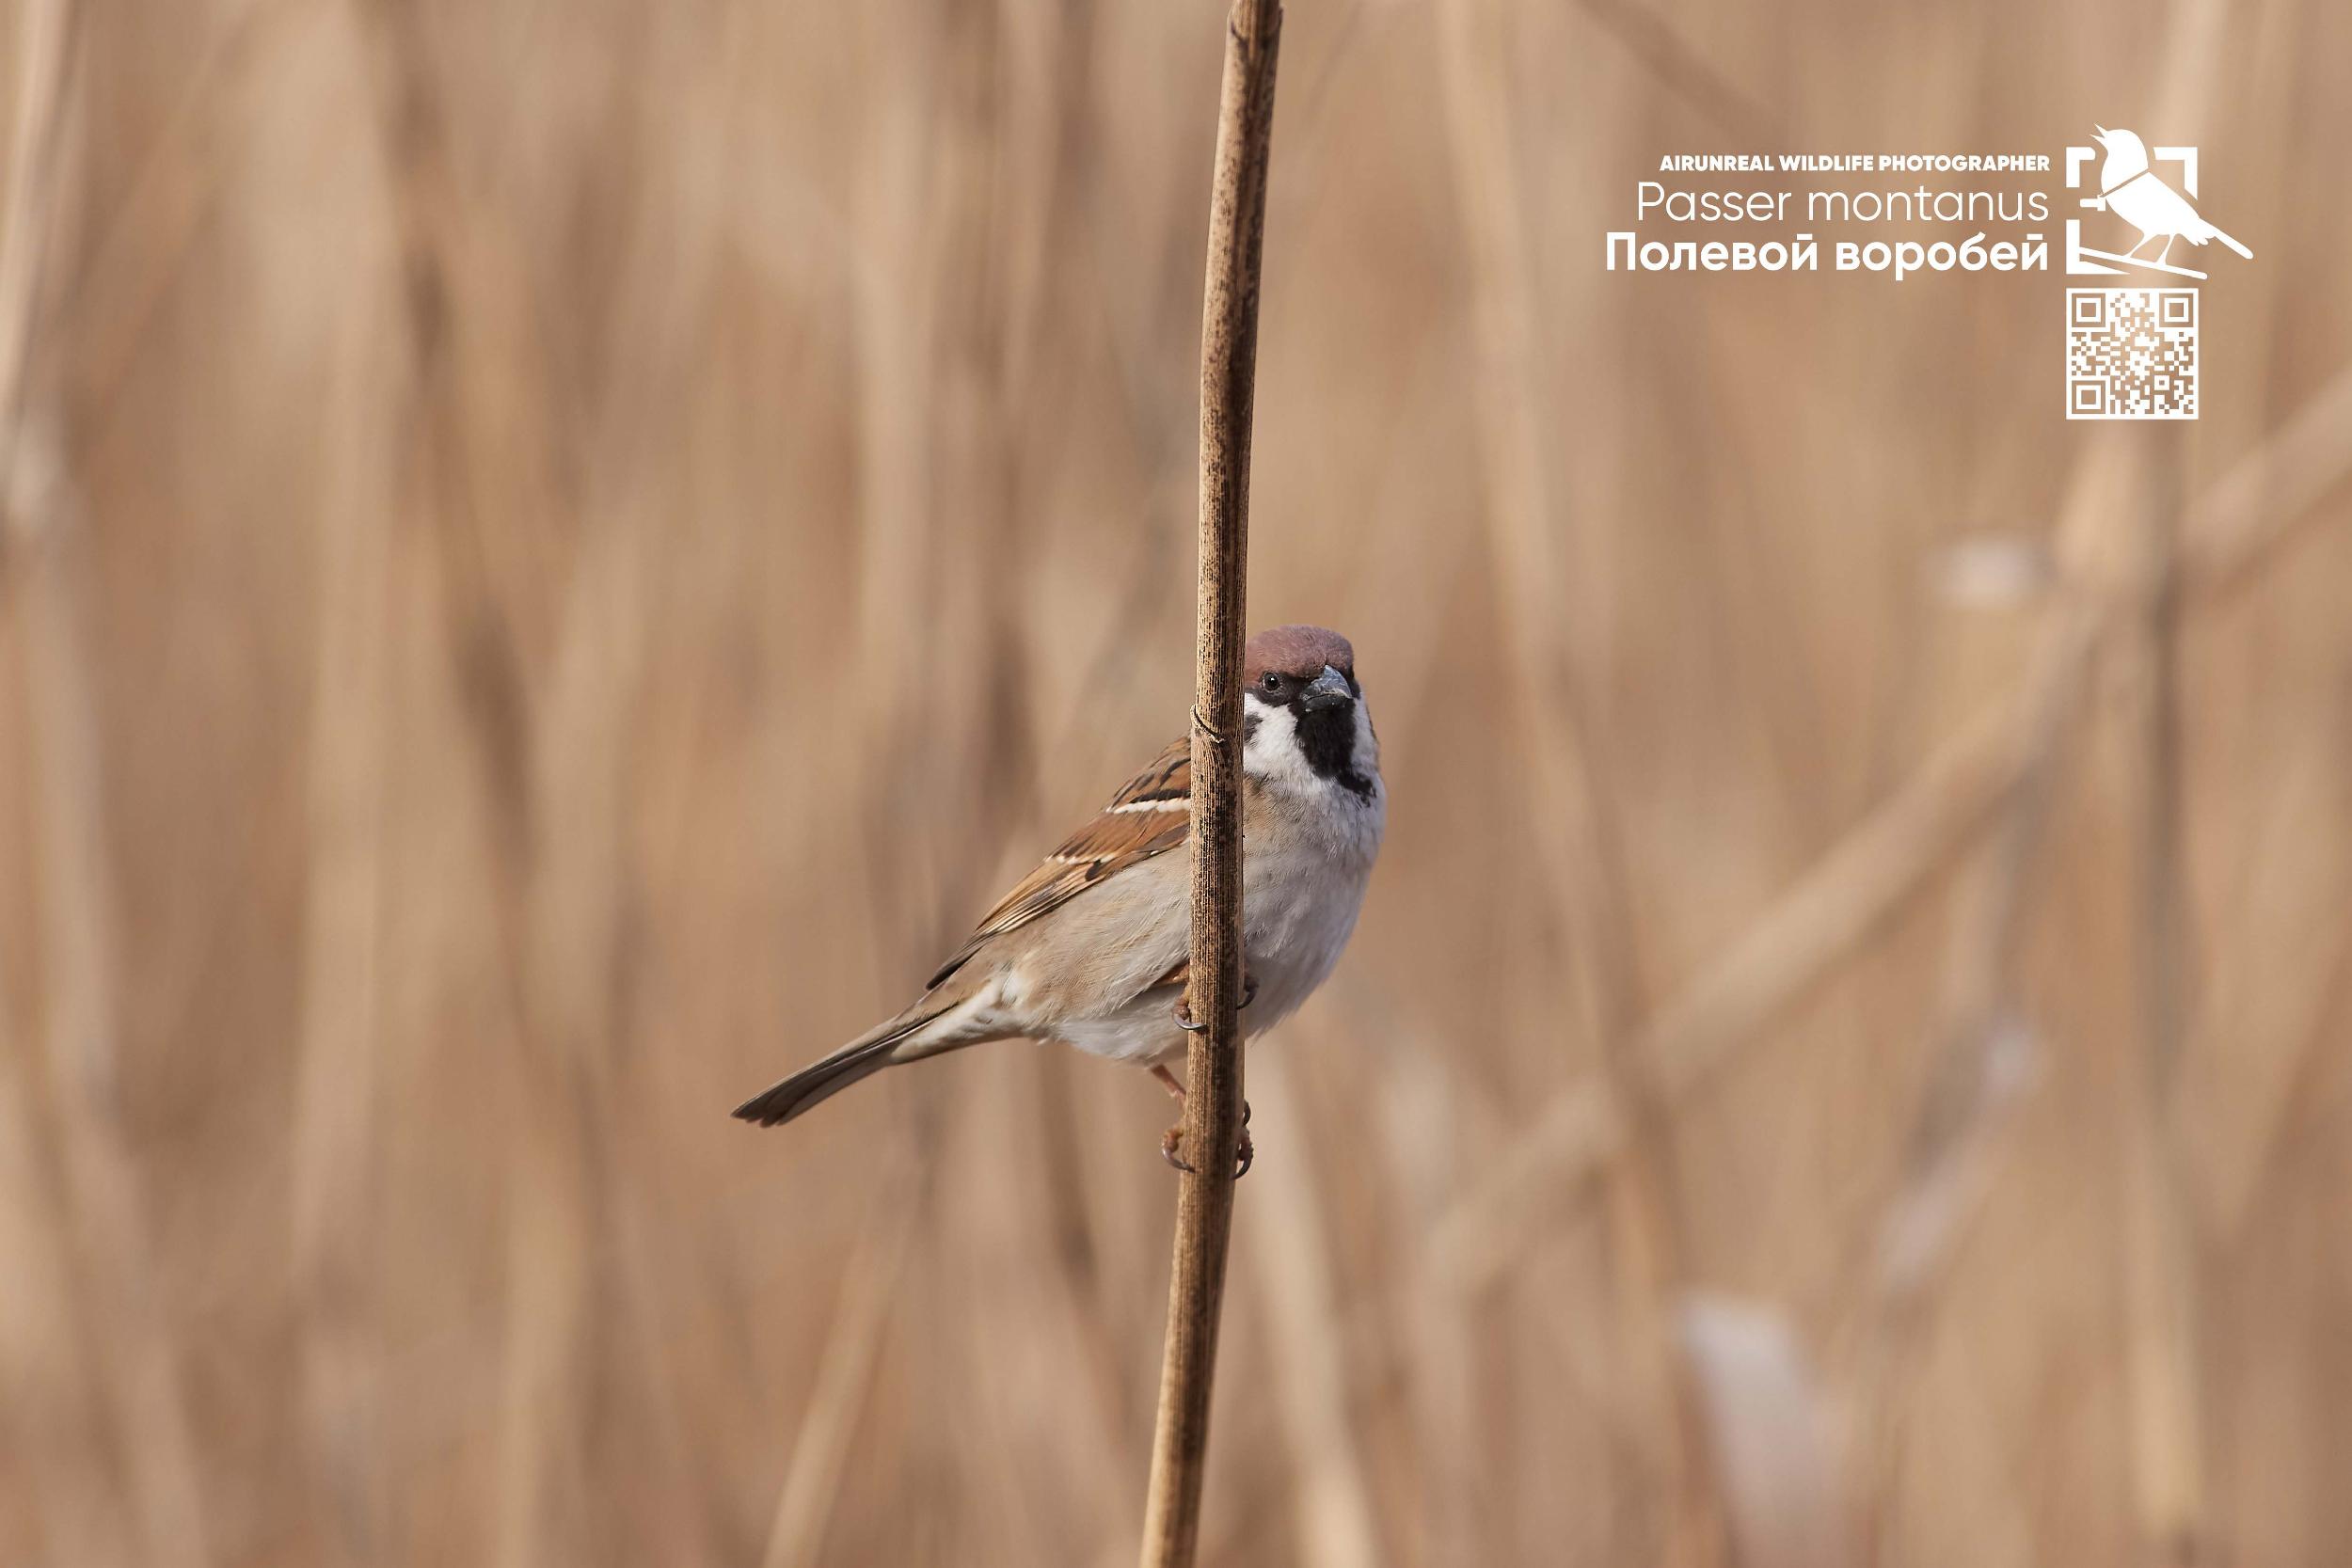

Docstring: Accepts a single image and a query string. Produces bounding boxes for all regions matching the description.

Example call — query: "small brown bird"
[733,626,1385,1170]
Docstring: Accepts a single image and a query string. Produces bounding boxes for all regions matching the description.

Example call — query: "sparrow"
[2084,126,2252,268]
[733,625,1384,1172]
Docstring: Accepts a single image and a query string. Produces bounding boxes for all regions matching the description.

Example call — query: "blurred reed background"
[2,0,2349,1563]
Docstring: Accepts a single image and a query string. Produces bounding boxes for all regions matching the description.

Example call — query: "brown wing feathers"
[925,737,1193,990]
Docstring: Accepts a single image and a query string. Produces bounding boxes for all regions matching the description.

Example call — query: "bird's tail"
[732,1006,950,1129]
[2210,225,2252,259]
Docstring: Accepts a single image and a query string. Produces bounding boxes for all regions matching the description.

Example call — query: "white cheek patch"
[1242,696,1321,793]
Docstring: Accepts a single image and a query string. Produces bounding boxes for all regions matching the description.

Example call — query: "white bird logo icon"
[2082,126,2252,270]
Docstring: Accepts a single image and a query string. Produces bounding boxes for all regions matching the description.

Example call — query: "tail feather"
[732,1008,944,1129]
[2209,226,2251,259]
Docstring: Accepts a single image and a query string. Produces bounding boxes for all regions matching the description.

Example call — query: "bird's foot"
[1158,1098,1252,1178]
[1170,970,1257,1032]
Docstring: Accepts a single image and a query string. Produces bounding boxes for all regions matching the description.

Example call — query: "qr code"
[2066,289,2197,420]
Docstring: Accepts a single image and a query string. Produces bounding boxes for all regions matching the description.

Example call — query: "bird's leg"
[2123,231,2161,259]
[1152,1065,1254,1178]
[2156,233,2176,267]
[1157,1064,1192,1170]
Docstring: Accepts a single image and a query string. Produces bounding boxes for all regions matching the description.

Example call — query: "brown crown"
[1242,625,1356,686]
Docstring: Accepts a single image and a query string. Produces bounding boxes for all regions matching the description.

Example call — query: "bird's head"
[1241,625,1378,800]
[2091,126,2151,172]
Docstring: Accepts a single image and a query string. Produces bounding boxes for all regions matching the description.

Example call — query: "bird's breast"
[1237,789,1383,1025]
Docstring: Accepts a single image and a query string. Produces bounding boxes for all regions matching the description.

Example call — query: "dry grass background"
[2,0,2350,1564]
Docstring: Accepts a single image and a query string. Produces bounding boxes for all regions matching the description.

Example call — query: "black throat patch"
[1294,703,1375,800]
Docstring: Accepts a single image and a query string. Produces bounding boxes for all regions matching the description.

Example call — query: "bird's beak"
[2092,126,2109,145]
[1299,666,1354,713]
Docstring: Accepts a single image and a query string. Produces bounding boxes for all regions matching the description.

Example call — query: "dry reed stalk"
[1851,5,2235,1541]
[494,400,697,1566]
[1880,436,2147,1261]
[2175,741,2348,1236]
[2165,376,2352,1230]
[287,301,397,1564]
[2092,26,2222,1558]
[0,0,74,470]
[355,0,567,687]
[0,9,113,1557]
[1387,1065,1482,1562]
[1431,0,1723,1557]
[2191,894,2352,1252]
[1428,356,2352,1293]
[760,1153,920,1568]
[366,90,568,1568]
[348,10,662,1561]
[1243,1054,1384,1568]
[56,0,274,427]
[1406,343,2351,1537]
[1031,1057,1160,1562]
[1843,437,2208,1567]
[834,8,1109,1540]
[1291,984,1481,1560]
[1844,433,2154,1565]
[2118,451,2206,1565]
[2179,365,2352,598]
[19,338,216,1568]
[4,4,211,1564]
[1566,0,1782,146]
[1428,712,2015,1294]
[0,1006,121,1565]
[1854,0,2237,1475]
[1137,3,1281,1562]
[1417,344,2352,1549]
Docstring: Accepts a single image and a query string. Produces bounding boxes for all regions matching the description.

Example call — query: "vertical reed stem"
[1137,4,1281,1564]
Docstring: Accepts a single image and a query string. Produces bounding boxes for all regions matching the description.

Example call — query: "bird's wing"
[924,736,1193,989]
[2124,179,2206,235]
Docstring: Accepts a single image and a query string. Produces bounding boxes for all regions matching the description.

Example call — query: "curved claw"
[1173,972,1257,1031]
[1157,1114,1251,1175]
[1160,1108,1256,1180]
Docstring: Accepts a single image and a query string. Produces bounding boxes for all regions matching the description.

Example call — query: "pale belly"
[1051,847,1374,1066]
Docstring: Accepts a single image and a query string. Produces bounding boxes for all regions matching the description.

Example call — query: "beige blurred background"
[3,0,2349,1563]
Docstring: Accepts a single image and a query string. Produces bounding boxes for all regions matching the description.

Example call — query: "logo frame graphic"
[2063,130,2249,280]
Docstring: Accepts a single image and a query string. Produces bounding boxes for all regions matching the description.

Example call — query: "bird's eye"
[1259,672,1282,693]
